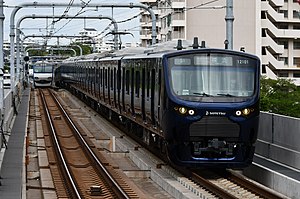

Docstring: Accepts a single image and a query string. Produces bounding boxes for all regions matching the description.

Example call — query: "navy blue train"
[56,40,260,168]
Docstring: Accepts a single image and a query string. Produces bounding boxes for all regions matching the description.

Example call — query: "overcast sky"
[3,0,141,44]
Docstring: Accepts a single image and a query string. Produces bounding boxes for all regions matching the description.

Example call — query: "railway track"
[38,88,138,198]
[34,88,289,199]
[178,168,288,199]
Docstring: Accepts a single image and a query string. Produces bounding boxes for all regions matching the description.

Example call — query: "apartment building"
[139,0,300,85]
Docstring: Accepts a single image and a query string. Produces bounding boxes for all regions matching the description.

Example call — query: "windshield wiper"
[193,92,212,97]
[217,93,236,97]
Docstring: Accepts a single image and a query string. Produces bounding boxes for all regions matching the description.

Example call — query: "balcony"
[139,0,156,3]
[171,20,185,27]
[262,49,284,70]
[262,19,300,39]
[172,2,185,8]
[262,35,284,54]
[268,0,284,7]
[261,1,284,22]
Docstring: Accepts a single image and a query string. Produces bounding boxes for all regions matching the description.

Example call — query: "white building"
[75,28,98,44]
[139,0,300,85]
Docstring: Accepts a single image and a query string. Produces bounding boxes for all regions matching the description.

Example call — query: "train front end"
[162,49,260,168]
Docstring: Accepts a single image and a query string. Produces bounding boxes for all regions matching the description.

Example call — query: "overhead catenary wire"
[118,0,223,35]
[14,0,223,47]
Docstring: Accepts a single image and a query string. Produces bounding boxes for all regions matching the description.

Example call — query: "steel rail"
[191,172,239,199]
[227,171,286,199]
[49,89,131,199]
[40,89,82,199]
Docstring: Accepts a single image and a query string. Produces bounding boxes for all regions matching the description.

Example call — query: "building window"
[294,24,300,29]
[261,11,267,19]
[173,8,184,20]
[262,65,266,74]
[278,41,289,49]
[294,58,300,67]
[293,10,300,19]
[280,57,288,65]
[293,72,300,77]
[277,72,288,77]
[279,10,288,18]
[278,40,288,49]
[294,41,300,49]
[284,57,288,65]
[278,24,288,29]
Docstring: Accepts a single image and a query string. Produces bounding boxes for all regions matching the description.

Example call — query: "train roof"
[104,40,195,60]
[62,39,258,63]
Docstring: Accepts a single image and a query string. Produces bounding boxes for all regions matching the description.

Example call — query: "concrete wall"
[256,112,300,170]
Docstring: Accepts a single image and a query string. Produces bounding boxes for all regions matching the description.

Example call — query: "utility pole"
[225,0,234,50]
[0,0,4,148]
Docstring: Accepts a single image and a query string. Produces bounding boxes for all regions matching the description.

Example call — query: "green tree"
[260,76,300,117]
[70,42,92,55]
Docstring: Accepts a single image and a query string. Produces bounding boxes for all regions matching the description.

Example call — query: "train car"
[57,39,260,168]
[32,60,54,87]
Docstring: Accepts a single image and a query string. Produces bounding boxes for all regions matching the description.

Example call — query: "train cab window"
[168,54,257,102]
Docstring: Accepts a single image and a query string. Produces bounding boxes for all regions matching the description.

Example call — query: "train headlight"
[188,109,195,115]
[242,108,251,116]
[235,110,242,116]
[236,108,253,116]
[178,107,187,114]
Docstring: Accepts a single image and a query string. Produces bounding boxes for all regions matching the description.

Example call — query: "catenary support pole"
[225,0,234,50]
[0,0,4,148]
[15,14,117,83]
[9,2,156,112]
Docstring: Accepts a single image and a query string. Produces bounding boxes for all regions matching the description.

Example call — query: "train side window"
[95,68,98,84]
[111,67,115,90]
[136,70,140,97]
[151,68,155,123]
[122,69,125,91]
[108,68,111,90]
[158,69,161,86]
[100,68,102,87]
[151,69,155,96]
[146,71,150,99]
[126,69,130,94]
[117,68,121,90]
[114,68,117,90]
[105,69,108,88]
[131,67,134,96]
[158,68,162,106]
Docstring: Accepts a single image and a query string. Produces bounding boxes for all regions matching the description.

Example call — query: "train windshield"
[168,53,258,102]
[33,65,53,73]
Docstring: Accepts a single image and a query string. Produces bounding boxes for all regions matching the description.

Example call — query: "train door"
[144,59,153,126]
